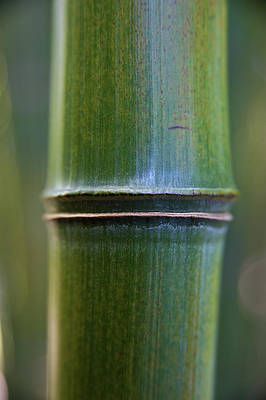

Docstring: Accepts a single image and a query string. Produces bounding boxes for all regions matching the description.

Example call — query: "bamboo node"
[44,211,232,222]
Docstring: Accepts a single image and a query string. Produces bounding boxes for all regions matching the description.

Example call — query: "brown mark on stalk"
[168,125,191,131]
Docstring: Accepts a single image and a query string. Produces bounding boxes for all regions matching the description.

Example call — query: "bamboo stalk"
[45,1,236,399]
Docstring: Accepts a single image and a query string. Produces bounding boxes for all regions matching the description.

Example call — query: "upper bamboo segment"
[46,0,236,198]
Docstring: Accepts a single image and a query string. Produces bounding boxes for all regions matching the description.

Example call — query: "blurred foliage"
[0,0,51,398]
[217,1,266,399]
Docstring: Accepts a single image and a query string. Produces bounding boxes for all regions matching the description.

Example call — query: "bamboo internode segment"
[46,0,236,198]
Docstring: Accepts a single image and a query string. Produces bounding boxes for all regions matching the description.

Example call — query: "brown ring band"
[44,211,232,222]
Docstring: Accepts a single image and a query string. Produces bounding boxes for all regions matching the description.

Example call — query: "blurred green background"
[0,0,266,398]
[217,1,266,399]
[0,0,50,398]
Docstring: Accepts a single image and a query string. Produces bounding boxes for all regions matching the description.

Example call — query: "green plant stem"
[45,1,236,399]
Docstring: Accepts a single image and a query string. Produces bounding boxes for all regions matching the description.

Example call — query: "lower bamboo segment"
[47,217,226,400]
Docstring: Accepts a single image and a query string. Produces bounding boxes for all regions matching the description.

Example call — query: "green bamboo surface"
[46,0,235,196]
[46,1,236,399]
[48,219,225,400]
